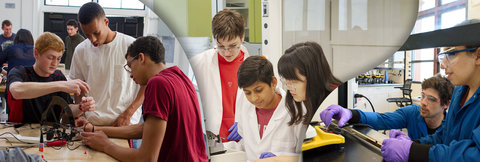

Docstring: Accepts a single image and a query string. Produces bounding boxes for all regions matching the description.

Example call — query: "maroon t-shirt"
[142,66,207,162]
[255,93,281,139]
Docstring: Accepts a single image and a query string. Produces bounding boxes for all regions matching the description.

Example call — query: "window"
[45,0,92,6]
[45,0,144,10]
[409,0,466,82]
[98,0,144,10]
[411,48,435,82]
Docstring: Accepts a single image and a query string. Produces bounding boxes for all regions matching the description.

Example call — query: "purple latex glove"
[320,104,352,127]
[389,129,411,141]
[381,138,412,162]
[259,152,276,159]
[227,122,242,141]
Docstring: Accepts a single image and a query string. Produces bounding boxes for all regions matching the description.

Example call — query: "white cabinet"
[355,84,403,113]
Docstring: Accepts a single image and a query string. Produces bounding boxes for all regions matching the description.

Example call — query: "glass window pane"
[419,0,435,11]
[45,0,68,6]
[440,8,466,29]
[413,16,435,34]
[351,0,368,30]
[307,0,326,31]
[441,0,457,5]
[393,51,405,69]
[411,62,434,82]
[121,0,144,9]
[412,48,434,61]
[69,0,92,7]
[99,0,121,8]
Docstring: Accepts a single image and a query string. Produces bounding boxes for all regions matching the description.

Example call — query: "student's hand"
[63,79,90,95]
[79,96,95,112]
[320,104,352,127]
[381,138,412,162]
[81,131,112,152]
[259,152,276,159]
[75,117,89,128]
[112,112,131,127]
[227,122,242,141]
[389,129,411,140]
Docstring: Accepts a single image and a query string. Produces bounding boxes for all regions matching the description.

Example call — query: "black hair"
[126,36,165,64]
[66,19,79,28]
[278,41,342,125]
[237,56,274,88]
[2,20,11,28]
[78,2,105,25]
[14,29,34,45]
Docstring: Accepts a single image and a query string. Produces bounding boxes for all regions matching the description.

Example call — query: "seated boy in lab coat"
[230,56,306,161]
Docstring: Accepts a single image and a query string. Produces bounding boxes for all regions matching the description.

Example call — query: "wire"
[66,141,82,150]
[0,132,36,144]
[354,94,376,112]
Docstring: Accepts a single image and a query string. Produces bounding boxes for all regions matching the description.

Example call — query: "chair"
[386,79,413,107]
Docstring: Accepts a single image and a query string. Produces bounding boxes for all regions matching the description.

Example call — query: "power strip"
[4,134,40,144]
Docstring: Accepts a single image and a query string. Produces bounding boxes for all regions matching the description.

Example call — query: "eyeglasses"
[123,55,139,73]
[421,93,439,104]
[437,47,478,64]
[215,46,240,54]
[280,77,305,92]
[280,78,295,92]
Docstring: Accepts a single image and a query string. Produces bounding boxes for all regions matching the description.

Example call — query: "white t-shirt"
[69,32,141,126]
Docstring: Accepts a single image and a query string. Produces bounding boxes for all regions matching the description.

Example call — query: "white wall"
[0,0,159,39]
[0,0,26,35]
[0,0,193,79]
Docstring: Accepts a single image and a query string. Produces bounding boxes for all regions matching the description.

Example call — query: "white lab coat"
[189,45,250,135]
[236,88,307,161]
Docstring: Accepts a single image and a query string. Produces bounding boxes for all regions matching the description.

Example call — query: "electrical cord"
[0,132,35,144]
[354,94,376,112]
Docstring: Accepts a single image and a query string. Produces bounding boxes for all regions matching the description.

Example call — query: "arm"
[82,115,166,161]
[9,79,89,99]
[77,117,143,139]
[69,96,95,117]
[354,106,412,130]
[409,127,480,162]
[113,85,146,126]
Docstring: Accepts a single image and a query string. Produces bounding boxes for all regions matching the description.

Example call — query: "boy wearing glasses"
[320,74,454,140]
[7,32,95,123]
[79,36,208,162]
[189,9,250,147]
[69,2,145,126]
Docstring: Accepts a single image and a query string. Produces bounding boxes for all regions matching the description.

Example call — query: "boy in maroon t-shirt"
[79,36,207,162]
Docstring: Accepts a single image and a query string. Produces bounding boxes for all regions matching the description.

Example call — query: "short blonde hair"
[35,32,64,54]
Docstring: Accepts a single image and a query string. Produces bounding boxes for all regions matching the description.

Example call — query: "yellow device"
[302,125,345,151]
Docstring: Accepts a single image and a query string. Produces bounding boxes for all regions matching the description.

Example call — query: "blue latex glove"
[259,152,276,159]
[320,104,352,127]
[389,129,411,141]
[227,122,242,141]
[381,138,412,162]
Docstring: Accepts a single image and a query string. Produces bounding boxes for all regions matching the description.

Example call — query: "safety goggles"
[437,47,478,64]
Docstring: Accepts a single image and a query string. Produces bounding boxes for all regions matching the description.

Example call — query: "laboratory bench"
[303,125,386,162]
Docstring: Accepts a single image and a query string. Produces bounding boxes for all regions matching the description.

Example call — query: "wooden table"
[0,124,128,161]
